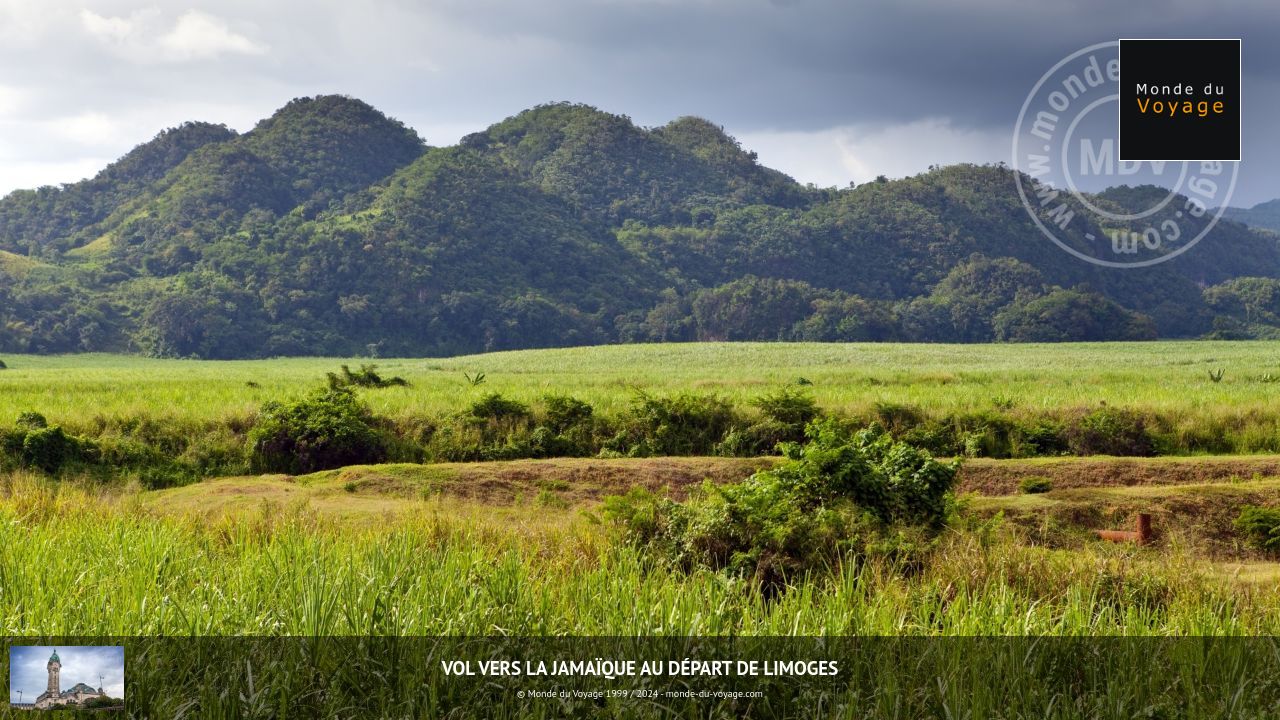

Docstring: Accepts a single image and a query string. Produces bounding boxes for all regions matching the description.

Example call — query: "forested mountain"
[1223,199,1280,234]
[2,96,1279,357]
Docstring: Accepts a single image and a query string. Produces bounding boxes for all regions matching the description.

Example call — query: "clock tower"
[47,650,61,696]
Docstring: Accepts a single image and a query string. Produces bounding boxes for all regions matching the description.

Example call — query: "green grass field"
[2,343,1280,646]
[2,468,1278,637]
[3,341,1280,426]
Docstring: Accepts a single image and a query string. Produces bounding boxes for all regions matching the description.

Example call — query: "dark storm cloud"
[0,0,1276,203]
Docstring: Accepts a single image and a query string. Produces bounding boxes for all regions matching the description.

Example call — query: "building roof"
[49,650,59,663]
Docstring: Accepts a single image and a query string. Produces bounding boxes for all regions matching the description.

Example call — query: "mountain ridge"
[1,95,1278,357]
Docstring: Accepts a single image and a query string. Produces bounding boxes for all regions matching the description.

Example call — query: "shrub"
[16,411,47,430]
[752,387,819,428]
[608,392,739,457]
[0,359,7,369]
[1064,406,1155,456]
[249,389,389,474]
[326,364,408,390]
[604,420,959,592]
[1234,506,1280,555]
[872,401,925,434]
[718,387,822,455]
[21,425,94,474]
[542,395,593,434]
[716,419,796,457]
[468,393,531,422]
[1019,476,1053,494]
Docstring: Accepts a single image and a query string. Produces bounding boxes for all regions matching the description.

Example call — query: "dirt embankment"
[957,456,1280,495]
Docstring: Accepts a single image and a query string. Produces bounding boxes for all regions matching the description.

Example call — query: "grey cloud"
[0,0,1275,203]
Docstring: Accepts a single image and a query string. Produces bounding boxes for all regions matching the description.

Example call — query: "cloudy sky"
[9,645,125,702]
[1,0,1277,205]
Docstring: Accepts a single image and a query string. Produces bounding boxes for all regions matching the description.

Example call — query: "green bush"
[1234,506,1280,555]
[468,393,531,422]
[249,389,390,474]
[872,401,925,433]
[16,411,47,430]
[752,387,819,427]
[21,425,94,474]
[542,395,593,433]
[1019,476,1053,494]
[716,419,796,457]
[1065,406,1155,456]
[718,387,822,455]
[607,391,740,457]
[604,420,959,592]
[326,363,408,390]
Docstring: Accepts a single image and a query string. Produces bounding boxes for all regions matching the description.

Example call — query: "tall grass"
[6,343,1280,464]
[2,341,1280,425]
[1,473,1276,638]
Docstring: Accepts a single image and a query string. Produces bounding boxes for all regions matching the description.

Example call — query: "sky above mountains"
[1,0,1277,205]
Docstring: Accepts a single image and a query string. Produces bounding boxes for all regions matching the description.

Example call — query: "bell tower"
[47,650,61,697]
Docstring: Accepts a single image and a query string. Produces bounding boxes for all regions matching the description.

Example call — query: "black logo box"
[1119,39,1241,162]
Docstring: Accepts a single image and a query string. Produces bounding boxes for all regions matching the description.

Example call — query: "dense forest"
[2,95,1280,358]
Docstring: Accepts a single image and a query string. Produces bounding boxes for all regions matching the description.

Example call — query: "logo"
[1012,41,1238,268]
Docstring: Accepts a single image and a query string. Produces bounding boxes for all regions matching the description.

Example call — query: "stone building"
[32,650,107,709]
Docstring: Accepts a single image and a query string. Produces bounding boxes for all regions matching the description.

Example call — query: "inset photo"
[8,646,124,712]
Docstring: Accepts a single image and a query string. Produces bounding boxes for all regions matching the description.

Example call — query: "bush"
[542,395,593,433]
[468,393,531,422]
[1234,506,1280,555]
[752,387,819,427]
[1064,406,1155,456]
[249,389,390,474]
[1019,476,1053,494]
[604,420,959,592]
[21,425,95,474]
[607,392,740,457]
[22,426,69,473]
[718,387,822,455]
[16,411,47,430]
[872,402,925,434]
[0,359,7,369]
[326,364,408,390]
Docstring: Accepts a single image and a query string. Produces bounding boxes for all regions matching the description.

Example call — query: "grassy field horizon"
[4,340,1280,425]
[4,344,1280,645]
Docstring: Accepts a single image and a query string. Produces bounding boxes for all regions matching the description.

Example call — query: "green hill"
[2,96,1279,357]
[1222,199,1280,234]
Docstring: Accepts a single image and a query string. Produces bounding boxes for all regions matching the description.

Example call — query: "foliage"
[2,97,1278,356]
[1019,476,1053,494]
[248,389,389,474]
[994,288,1158,342]
[604,420,959,590]
[326,364,408,390]
[468,393,531,422]
[608,391,740,457]
[1234,505,1280,555]
[1065,406,1156,457]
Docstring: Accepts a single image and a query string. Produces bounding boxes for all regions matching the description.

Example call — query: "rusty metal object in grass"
[1097,513,1153,545]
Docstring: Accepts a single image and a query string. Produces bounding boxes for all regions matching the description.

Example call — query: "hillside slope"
[2,97,1279,356]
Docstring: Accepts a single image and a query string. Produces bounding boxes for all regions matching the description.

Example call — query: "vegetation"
[1234,506,1280,555]
[1,467,1278,640]
[248,389,394,474]
[605,420,957,591]
[1018,476,1053,494]
[7,343,1280,486]
[5,98,1280,357]
[326,363,408,390]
